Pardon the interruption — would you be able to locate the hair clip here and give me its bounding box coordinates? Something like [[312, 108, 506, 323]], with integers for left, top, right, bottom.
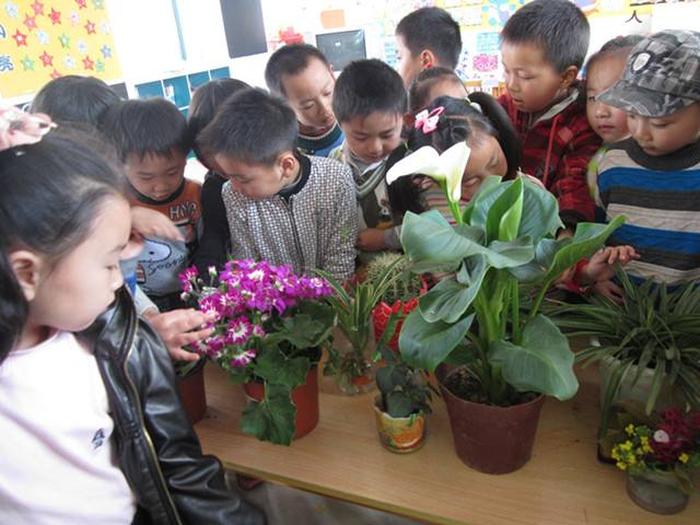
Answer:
[[0, 106, 56, 152], [414, 106, 444, 134]]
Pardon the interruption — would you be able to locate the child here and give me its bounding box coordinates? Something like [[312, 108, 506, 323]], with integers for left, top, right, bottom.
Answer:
[[197, 88, 357, 281], [100, 98, 200, 312], [596, 30, 700, 286], [395, 7, 462, 88], [409, 67, 469, 113], [0, 123, 263, 523], [264, 44, 344, 157], [329, 59, 406, 254], [499, 0, 601, 229], [189, 78, 251, 275], [585, 35, 644, 212]]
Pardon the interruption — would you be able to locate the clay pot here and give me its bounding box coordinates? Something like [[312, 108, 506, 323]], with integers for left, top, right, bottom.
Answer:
[[437, 365, 545, 474], [177, 360, 207, 424], [373, 396, 426, 453], [243, 366, 319, 439]]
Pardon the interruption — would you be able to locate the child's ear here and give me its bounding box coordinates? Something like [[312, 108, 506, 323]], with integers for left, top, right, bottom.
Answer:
[[560, 66, 579, 90], [419, 49, 437, 69], [278, 152, 299, 181], [8, 250, 43, 302]]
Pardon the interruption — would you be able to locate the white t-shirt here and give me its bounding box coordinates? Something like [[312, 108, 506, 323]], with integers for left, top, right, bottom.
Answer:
[[0, 331, 136, 524]]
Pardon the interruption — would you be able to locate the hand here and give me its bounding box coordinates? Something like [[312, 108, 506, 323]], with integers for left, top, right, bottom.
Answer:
[[579, 245, 639, 284], [144, 309, 215, 362], [591, 279, 625, 304], [0, 107, 55, 151], [131, 207, 184, 242], [356, 228, 387, 251]]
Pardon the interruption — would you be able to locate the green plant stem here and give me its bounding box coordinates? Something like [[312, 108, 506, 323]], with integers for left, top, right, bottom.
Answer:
[[438, 179, 464, 225], [512, 279, 521, 345], [529, 278, 554, 323]]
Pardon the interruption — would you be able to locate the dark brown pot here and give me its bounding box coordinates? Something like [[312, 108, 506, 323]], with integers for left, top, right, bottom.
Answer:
[[243, 365, 319, 440], [437, 365, 545, 474], [177, 360, 207, 424]]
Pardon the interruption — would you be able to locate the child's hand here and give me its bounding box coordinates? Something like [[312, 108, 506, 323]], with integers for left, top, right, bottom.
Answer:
[[144, 309, 215, 362], [357, 228, 387, 252], [591, 279, 625, 304], [580, 245, 639, 284], [131, 207, 184, 242]]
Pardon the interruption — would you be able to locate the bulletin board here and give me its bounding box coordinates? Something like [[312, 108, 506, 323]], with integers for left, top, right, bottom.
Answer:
[[0, 0, 122, 99]]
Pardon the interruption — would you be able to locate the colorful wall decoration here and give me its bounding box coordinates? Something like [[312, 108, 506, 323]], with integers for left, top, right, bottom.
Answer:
[[0, 0, 121, 99]]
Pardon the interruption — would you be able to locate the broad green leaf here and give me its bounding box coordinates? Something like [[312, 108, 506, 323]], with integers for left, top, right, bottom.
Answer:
[[254, 347, 309, 389], [419, 278, 475, 323], [241, 383, 296, 445], [485, 237, 535, 268], [486, 176, 523, 242], [462, 175, 502, 224], [542, 216, 625, 284], [399, 309, 475, 372], [386, 392, 415, 418], [489, 314, 579, 400], [508, 238, 560, 283]]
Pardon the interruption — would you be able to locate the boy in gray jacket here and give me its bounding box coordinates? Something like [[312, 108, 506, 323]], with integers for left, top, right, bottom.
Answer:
[[197, 89, 357, 282]]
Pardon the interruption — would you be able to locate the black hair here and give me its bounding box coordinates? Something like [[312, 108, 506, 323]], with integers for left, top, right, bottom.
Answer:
[[31, 75, 121, 126], [188, 78, 251, 163], [99, 98, 191, 162], [501, 0, 590, 72], [585, 34, 645, 76], [388, 94, 521, 217], [332, 59, 407, 123], [0, 128, 125, 362], [265, 44, 331, 97], [409, 66, 467, 113], [396, 7, 463, 70], [196, 88, 298, 166]]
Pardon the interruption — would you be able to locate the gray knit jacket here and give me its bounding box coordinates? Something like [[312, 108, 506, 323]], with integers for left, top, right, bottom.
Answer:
[[222, 155, 358, 282]]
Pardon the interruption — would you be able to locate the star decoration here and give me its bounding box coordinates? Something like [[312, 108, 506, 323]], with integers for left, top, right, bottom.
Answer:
[[50, 68, 62, 80], [49, 7, 60, 24], [82, 55, 94, 70], [75, 0, 87, 9], [95, 58, 105, 72], [12, 29, 27, 47], [39, 50, 53, 67], [23, 14, 37, 31], [20, 54, 35, 71], [100, 44, 111, 59], [5, 2, 19, 19], [31, 1, 43, 16], [84, 20, 95, 34], [36, 29, 49, 45], [58, 33, 70, 48], [92, 0, 104, 9]]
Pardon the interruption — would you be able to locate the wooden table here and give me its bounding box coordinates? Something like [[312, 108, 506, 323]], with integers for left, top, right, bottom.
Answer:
[[195, 364, 700, 525]]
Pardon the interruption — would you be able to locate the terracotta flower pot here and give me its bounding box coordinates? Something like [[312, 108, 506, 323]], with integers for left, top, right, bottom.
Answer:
[[437, 365, 545, 474], [177, 360, 207, 425], [243, 366, 319, 440], [626, 470, 689, 515], [373, 396, 426, 453]]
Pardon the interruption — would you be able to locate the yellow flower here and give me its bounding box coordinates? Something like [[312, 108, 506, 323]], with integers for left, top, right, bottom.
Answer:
[[616, 461, 627, 471], [625, 424, 635, 435], [679, 453, 689, 464], [621, 440, 633, 451]]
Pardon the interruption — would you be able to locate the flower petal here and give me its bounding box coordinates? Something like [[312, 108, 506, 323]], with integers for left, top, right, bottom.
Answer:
[[386, 146, 443, 185], [439, 142, 471, 204]]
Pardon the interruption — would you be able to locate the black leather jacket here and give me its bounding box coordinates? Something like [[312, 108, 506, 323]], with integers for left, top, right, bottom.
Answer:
[[79, 288, 265, 525]]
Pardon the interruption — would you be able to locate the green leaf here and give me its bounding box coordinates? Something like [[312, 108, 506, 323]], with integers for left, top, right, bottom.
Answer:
[[254, 347, 309, 389], [419, 274, 481, 324], [508, 238, 559, 283], [399, 309, 475, 372], [486, 176, 523, 242], [386, 392, 415, 418], [241, 383, 296, 445], [462, 175, 502, 224], [541, 216, 625, 283], [489, 315, 579, 400], [485, 237, 535, 268]]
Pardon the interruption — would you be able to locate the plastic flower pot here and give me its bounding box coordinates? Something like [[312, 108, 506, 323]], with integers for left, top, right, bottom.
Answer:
[[176, 359, 207, 425], [626, 470, 689, 515], [437, 364, 545, 474], [373, 396, 426, 453], [243, 365, 320, 440]]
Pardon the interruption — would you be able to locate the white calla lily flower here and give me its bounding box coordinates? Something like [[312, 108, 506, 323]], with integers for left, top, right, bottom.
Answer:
[[386, 142, 471, 204]]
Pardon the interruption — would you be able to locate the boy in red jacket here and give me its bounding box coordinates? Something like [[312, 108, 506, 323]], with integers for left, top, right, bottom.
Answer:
[[499, 0, 601, 229]]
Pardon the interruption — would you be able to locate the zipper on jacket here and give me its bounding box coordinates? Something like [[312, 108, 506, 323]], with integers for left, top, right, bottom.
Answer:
[[285, 196, 306, 271], [121, 311, 184, 525]]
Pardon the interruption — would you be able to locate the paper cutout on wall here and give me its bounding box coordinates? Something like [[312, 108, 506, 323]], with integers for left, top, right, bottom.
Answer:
[[0, 0, 122, 99]]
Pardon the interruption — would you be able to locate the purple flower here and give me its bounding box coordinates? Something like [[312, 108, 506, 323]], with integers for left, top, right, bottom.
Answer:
[[230, 348, 256, 367], [179, 266, 199, 293], [226, 316, 253, 346]]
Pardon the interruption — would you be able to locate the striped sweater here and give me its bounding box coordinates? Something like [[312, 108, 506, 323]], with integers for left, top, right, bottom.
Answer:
[[598, 139, 700, 285]]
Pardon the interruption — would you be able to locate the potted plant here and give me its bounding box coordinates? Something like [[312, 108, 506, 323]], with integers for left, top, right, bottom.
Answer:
[[373, 315, 434, 453], [179, 260, 335, 445], [365, 252, 426, 351], [386, 142, 624, 474], [605, 406, 700, 514], [552, 272, 700, 438], [175, 359, 207, 424], [317, 259, 404, 395]]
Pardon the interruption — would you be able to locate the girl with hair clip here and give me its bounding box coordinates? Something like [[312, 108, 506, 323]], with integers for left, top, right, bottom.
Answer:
[[0, 109, 264, 525]]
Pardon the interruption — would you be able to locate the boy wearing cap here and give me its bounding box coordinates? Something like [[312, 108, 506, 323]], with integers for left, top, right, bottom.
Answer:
[[596, 30, 700, 286]]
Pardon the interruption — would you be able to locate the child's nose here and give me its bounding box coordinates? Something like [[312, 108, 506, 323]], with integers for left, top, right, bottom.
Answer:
[[594, 102, 611, 118]]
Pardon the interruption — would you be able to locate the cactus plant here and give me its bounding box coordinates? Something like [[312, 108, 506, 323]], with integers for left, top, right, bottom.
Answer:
[[365, 253, 423, 306]]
